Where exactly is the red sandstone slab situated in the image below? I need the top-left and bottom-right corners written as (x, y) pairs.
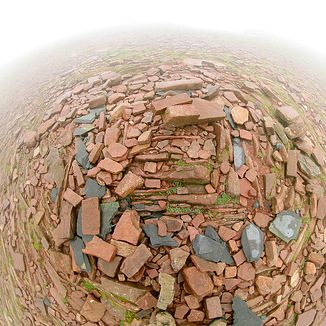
top-left (115, 172), bottom-right (144, 198)
top-left (155, 78), bottom-right (203, 92)
top-left (151, 93), bottom-right (193, 115)
top-left (82, 236), bottom-right (117, 263)
top-left (63, 188), bottom-right (83, 207)
top-left (81, 197), bottom-right (101, 235)
top-left (120, 244), bottom-right (153, 278)
top-left (163, 104), bottom-right (200, 128)
top-left (112, 210), bottom-right (142, 245)
top-left (192, 98), bottom-right (226, 124)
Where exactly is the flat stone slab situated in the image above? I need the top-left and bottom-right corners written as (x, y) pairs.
top-left (70, 236), bottom-right (91, 273)
top-left (142, 223), bottom-right (178, 247)
top-left (232, 297), bottom-right (262, 326)
top-left (76, 208), bottom-right (94, 243)
top-left (298, 153), bottom-right (321, 178)
top-left (162, 164), bottom-right (211, 184)
top-left (101, 276), bottom-right (150, 304)
top-left (120, 244), bottom-right (153, 278)
top-left (73, 125), bottom-right (95, 137)
top-left (276, 106), bottom-right (300, 125)
top-left (98, 202), bottom-right (119, 239)
top-left (151, 93), bottom-right (193, 115)
top-left (163, 104), bottom-right (200, 128)
top-left (155, 78), bottom-right (203, 92)
top-left (74, 113), bottom-right (96, 124)
top-left (112, 210), bottom-right (142, 246)
top-left (192, 232), bottom-right (233, 264)
top-left (81, 197), bottom-right (101, 235)
top-left (85, 178), bottom-right (106, 198)
top-left (192, 98), bottom-right (225, 123)
top-left (241, 223), bottom-right (264, 262)
top-left (82, 236), bottom-right (117, 263)
top-left (233, 138), bottom-right (245, 171)
top-left (269, 210), bottom-right (302, 243)
top-left (167, 194), bottom-right (218, 206)
top-left (115, 172), bottom-right (144, 198)
top-left (75, 142), bottom-right (93, 170)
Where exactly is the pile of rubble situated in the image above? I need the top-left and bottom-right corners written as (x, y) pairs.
top-left (3, 56), bottom-right (326, 326)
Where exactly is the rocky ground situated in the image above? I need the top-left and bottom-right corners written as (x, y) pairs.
top-left (0, 28), bottom-right (326, 326)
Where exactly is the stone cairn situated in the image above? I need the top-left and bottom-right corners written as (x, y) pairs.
top-left (3, 58), bottom-right (326, 326)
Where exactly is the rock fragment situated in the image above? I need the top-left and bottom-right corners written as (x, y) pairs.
top-left (112, 210), bottom-right (142, 245)
top-left (81, 197), bottom-right (100, 235)
top-left (82, 236), bottom-right (117, 263)
top-left (269, 210), bottom-right (302, 243)
top-left (232, 297), bottom-right (262, 326)
top-left (120, 244), bottom-right (152, 278)
top-left (115, 172), bottom-right (144, 198)
top-left (241, 223), bottom-right (264, 262)
top-left (157, 273), bottom-right (175, 310)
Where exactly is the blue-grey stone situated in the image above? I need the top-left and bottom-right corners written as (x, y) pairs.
top-left (298, 153), bottom-right (321, 178)
top-left (74, 113), bottom-right (96, 124)
top-left (241, 223), bottom-right (264, 262)
top-left (233, 138), bottom-right (246, 170)
top-left (98, 202), bottom-right (119, 239)
top-left (43, 297), bottom-right (51, 307)
top-left (205, 225), bottom-right (221, 242)
top-left (75, 142), bottom-right (93, 170)
top-left (150, 212), bottom-right (164, 219)
top-left (133, 204), bottom-right (146, 210)
top-left (76, 208), bottom-right (94, 243)
top-left (69, 236), bottom-right (91, 273)
top-left (192, 233), bottom-right (233, 264)
top-left (85, 178), bottom-right (106, 199)
top-left (73, 125), bottom-right (95, 136)
top-left (276, 142), bottom-right (282, 151)
top-left (232, 297), bottom-right (262, 326)
top-left (51, 188), bottom-right (59, 202)
top-left (142, 224), bottom-right (178, 247)
top-left (224, 107), bottom-right (236, 129)
top-left (89, 105), bottom-right (106, 116)
top-left (253, 201), bottom-right (259, 208)
top-left (269, 210), bottom-right (302, 243)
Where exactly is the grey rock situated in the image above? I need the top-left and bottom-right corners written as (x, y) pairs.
top-left (232, 297), bottom-right (262, 326)
top-left (269, 210), bottom-right (302, 243)
top-left (85, 178), bottom-right (106, 199)
top-left (74, 113), bottom-right (96, 124)
top-left (204, 84), bottom-right (220, 100)
top-left (89, 105), bottom-right (106, 116)
top-left (43, 297), bottom-right (51, 307)
top-left (69, 236), bottom-right (91, 273)
top-left (224, 107), bottom-right (236, 129)
top-left (98, 202), bottom-right (119, 239)
top-left (142, 224), bottom-right (178, 247)
top-left (205, 225), bottom-right (221, 242)
top-left (76, 208), bottom-right (94, 243)
top-left (274, 122), bottom-right (289, 145)
top-left (75, 142), bottom-right (93, 170)
top-left (44, 148), bottom-right (65, 188)
top-left (193, 234), bottom-right (233, 264)
top-left (233, 138), bottom-right (245, 170)
top-left (73, 125), bottom-right (95, 136)
top-left (51, 188), bottom-right (59, 202)
top-left (298, 154), bottom-right (321, 178)
top-left (241, 223), bottom-right (264, 262)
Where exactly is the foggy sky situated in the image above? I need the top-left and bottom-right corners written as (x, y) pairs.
top-left (1, 0), bottom-right (325, 70)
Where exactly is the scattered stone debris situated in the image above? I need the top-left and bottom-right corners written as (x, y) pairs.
top-left (1, 35), bottom-right (326, 326)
